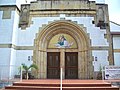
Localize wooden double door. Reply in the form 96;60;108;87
47;52;78;79
47;52;60;79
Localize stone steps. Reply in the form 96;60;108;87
5;86;119;90
4;80;119;90
12;82;111;87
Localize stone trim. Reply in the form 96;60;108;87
16;46;33;50
30;10;96;17
0;5;20;12
2;10;11;19
111;32;120;36
114;49;120;53
47;49;78;52
0;44;12;48
30;0;96;10
0;44;33;50
91;46;109;50
0;44;109;51
0;5;20;19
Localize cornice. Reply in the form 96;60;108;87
0;5;20;12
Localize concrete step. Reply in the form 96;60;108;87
4;80;119;90
5;86;119;90
13;82;111;87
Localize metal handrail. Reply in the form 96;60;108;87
60;67;62;90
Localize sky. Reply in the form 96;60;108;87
105;0;120;24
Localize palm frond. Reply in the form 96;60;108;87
28;64;38;70
21;63;29;71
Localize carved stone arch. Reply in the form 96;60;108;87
33;20;93;79
37;20;89;50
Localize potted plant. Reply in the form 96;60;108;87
21;63;38;80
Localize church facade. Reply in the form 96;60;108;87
0;0;120;79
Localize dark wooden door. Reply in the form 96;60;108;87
47;52;60;79
65;52;78;79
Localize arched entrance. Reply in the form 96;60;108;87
47;33;78;79
33;20;93;79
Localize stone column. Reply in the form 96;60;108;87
80;51;86;79
40;51;44;78
39;50;46;79
43;52;47;79
78;51;82;79
37;51;41;78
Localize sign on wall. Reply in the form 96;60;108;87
105;66;120;80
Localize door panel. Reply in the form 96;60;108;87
47;52;60;79
65;52;78;79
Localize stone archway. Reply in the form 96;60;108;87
33;20;93;79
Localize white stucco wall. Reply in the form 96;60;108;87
0;48;11;80
0;9;19;79
16;16;110;73
113;36;120;67
10;49;16;65
17;17;60;46
17;15;108;67
0;11;2;19
12;11;19;45
92;50;109;71
0;11;18;44
0;48;18;79
114;53;120;66
9;49;17;78
110;22;120;32
16;50;33;67
113;37;120;49
1;0;120;79
0;48;11;65
0;12;110;76
17;16;108;47
66;17;108;46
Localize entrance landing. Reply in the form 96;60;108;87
5;79;119;90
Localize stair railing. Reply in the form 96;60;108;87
20;65;22;82
60;67;62;90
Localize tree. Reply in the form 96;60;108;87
21;63;38;80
